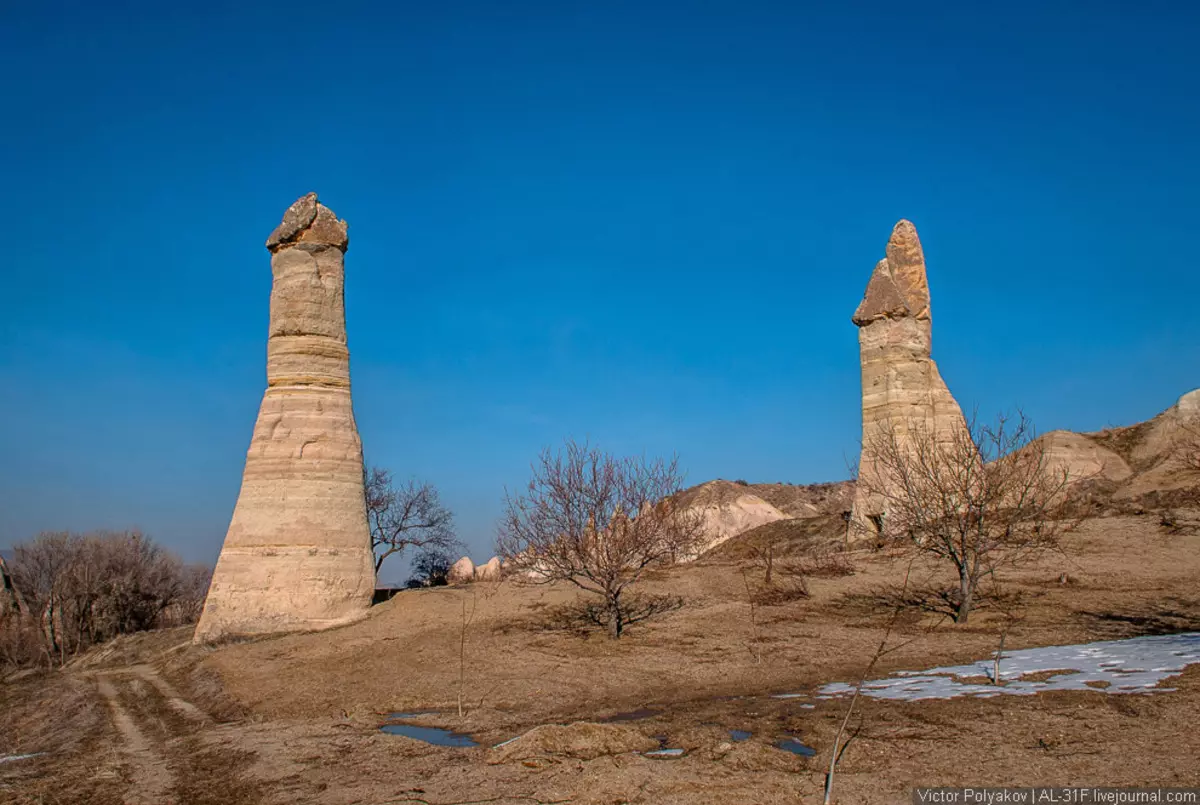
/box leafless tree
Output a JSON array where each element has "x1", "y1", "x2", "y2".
[
  {"x1": 856, "y1": 411, "x2": 1076, "y2": 624},
  {"x1": 497, "y1": 440, "x2": 704, "y2": 638},
  {"x1": 4, "y1": 530, "x2": 210, "y2": 666},
  {"x1": 746, "y1": 531, "x2": 779, "y2": 587},
  {"x1": 406, "y1": 547, "x2": 455, "y2": 588},
  {"x1": 365, "y1": 467, "x2": 459, "y2": 574}
]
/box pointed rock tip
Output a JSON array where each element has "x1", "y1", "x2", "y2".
[
  {"x1": 886, "y1": 219, "x2": 924, "y2": 259},
  {"x1": 884, "y1": 219, "x2": 929, "y2": 320},
  {"x1": 266, "y1": 192, "x2": 349, "y2": 252}
]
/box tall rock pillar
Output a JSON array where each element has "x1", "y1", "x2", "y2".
[
  {"x1": 195, "y1": 193, "x2": 375, "y2": 643},
  {"x1": 849, "y1": 220, "x2": 970, "y2": 538}
]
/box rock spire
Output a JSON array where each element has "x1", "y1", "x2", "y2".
[
  {"x1": 849, "y1": 221, "x2": 970, "y2": 537},
  {"x1": 194, "y1": 193, "x2": 375, "y2": 642}
]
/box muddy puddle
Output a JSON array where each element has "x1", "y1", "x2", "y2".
[{"x1": 379, "y1": 721, "x2": 479, "y2": 747}]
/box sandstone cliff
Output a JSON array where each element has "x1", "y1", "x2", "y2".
[
  {"x1": 849, "y1": 221, "x2": 971, "y2": 538},
  {"x1": 194, "y1": 194, "x2": 375, "y2": 643}
]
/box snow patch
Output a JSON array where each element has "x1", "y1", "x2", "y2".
[{"x1": 817, "y1": 633, "x2": 1200, "y2": 702}]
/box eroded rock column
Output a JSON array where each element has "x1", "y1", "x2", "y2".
[
  {"x1": 194, "y1": 193, "x2": 375, "y2": 642},
  {"x1": 849, "y1": 220, "x2": 971, "y2": 539}
]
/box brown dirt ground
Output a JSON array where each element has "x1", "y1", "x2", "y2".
[{"x1": 3, "y1": 512, "x2": 1199, "y2": 804}]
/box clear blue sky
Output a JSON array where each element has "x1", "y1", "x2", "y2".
[{"x1": 2, "y1": 1, "x2": 1198, "y2": 581}]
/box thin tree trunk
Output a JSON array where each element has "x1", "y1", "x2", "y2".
[
  {"x1": 956, "y1": 568, "x2": 973, "y2": 624},
  {"x1": 607, "y1": 591, "x2": 623, "y2": 639}
]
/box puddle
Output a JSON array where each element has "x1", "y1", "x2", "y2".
[
  {"x1": 729, "y1": 730, "x2": 752, "y2": 742},
  {"x1": 386, "y1": 710, "x2": 439, "y2": 719},
  {"x1": 818, "y1": 632, "x2": 1200, "y2": 702},
  {"x1": 379, "y1": 722, "x2": 479, "y2": 747},
  {"x1": 601, "y1": 707, "x2": 661, "y2": 723},
  {"x1": 775, "y1": 737, "x2": 816, "y2": 757}
]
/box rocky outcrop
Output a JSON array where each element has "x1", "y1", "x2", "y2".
[
  {"x1": 1038, "y1": 430, "x2": 1132, "y2": 486},
  {"x1": 476, "y1": 556, "x2": 503, "y2": 581},
  {"x1": 675, "y1": 481, "x2": 789, "y2": 553},
  {"x1": 849, "y1": 221, "x2": 971, "y2": 538},
  {"x1": 1092, "y1": 388, "x2": 1200, "y2": 500},
  {"x1": 194, "y1": 194, "x2": 375, "y2": 643},
  {"x1": 447, "y1": 556, "x2": 475, "y2": 584}
]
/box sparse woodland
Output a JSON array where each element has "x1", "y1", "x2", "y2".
[{"x1": 0, "y1": 530, "x2": 210, "y2": 669}]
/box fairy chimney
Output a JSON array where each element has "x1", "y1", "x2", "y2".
[
  {"x1": 194, "y1": 193, "x2": 375, "y2": 642},
  {"x1": 849, "y1": 221, "x2": 971, "y2": 538}
]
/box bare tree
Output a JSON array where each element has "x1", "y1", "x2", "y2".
[
  {"x1": 855, "y1": 411, "x2": 1076, "y2": 624},
  {"x1": 365, "y1": 467, "x2": 458, "y2": 574},
  {"x1": 497, "y1": 440, "x2": 704, "y2": 638},
  {"x1": 406, "y1": 547, "x2": 455, "y2": 588},
  {"x1": 5, "y1": 530, "x2": 208, "y2": 666}
]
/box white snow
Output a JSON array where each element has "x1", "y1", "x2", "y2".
[
  {"x1": 816, "y1": 632, "x2": 1200, "y2": 702},
  {"x1": 0, "y1": 753, "x2": 43, "y2": 764}
]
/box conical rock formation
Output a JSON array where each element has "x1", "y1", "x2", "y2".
[
  {"x1": 850, "y1": 221, "x2": 971, "y2": 538},
  {"x1": 194, "y1": 193, "x2": 375, "y2": 643}
]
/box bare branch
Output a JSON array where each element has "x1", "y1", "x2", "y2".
[
  {"x1": 854, "y1": 411, "x2": 1080, "y2": 623},
  {"x1": 366, "y1": 467, "x2": 460, "y2": 573},
  {"x1": 496, "y1": 440, "x2": 703, "y2": 638}
]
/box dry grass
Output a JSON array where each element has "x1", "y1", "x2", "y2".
[{"x1": 2, "y1": 512, "x2": 1198, "y2": 804}]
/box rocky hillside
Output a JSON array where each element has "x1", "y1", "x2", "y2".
[
  {"x1": 675, "y1": 479, "x2": 853, "y2": 553},
  {"x1": 1041, "y1": 389, "x2": 1200, "y2": 509},
  {"x1": 684, "y1": 389, "x2": 1198, "y2": 558}
]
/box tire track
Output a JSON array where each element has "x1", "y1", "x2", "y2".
[{"x1": 94, "y1": 673, "x2": 178, "y2": 805}]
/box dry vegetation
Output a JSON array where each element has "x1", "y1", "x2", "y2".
[
  {"x1": 3, "y1": 509, "x2": 1196, "y2": 804},
  {"x1": 1, "y1": 531, "x2": 209, "y2": 670}
]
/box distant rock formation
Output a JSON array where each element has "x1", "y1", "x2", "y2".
[
  {"x1": 448, "y1": 556, "x2": 475, "y2": 584},
  {"x1": 672, "y1": 480, "x2": 856, "y2": 555},
  {"x1": 1038, "y1": 431, "x2": 1132, "y2": 486},
  {"x1": 849, "y1": 220, "x2": 971, "y2": 538},
  {"x1": 1084, "y1": 388, "x2": 1200, "y2": 502},
  {"x1": 675, "y1": 481, "x2": 789, "y2": 553},
  {"x1": 447, "y1": 555, "x2": 502, "y2": 583},
  {"x1": 476, "y1": 556, "x2": 503, "y2": 581},
  {"x1": 194, "y1": 193, "x2": 375, "y2": 643}
]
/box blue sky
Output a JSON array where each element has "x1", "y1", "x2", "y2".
[{"x1": 2, "y1": 1, "x2": 1197, "y2": 582}]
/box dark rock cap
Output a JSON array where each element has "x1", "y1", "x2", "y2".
[
  {"x1": 266, "y1": 193, "x2": 349, "y2": 252},
  {"x1": 852, "y1": 259, "x2": 909, "y2": 325},
  {"x1": 851, "y1": 220, "x2": 931, "y2": 327}
]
